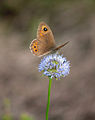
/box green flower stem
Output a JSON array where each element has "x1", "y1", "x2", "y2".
[{"x1": 46, "y1": 77, "x2": 52, "y2": 120}]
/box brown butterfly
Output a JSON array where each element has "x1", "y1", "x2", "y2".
[{"x1": 29, "y1": 22, "x2": 69, "y2": 57}]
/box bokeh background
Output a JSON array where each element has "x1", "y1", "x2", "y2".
[{"x1": 0, "y1": 0, "x2": 95, "y2": 120}]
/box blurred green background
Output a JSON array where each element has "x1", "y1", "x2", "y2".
[{"x1": 0, "y1": 0, "x2": 95, "y2": 120}]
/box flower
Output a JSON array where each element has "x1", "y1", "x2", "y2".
[{"x1": 38, "y1": 53, "x2": 70, "y2": 79}]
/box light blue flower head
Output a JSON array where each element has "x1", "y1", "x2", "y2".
[{"x1": 38, "y1": 53, "x2": 70, "y2": 79}]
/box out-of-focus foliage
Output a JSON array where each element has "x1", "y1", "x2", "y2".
[
  {"x1": 0, "y1": 0, "x2": 95, "y2": 32},
  {"x1": 2, "y1": 114, "x2": 34, "y2": 120},
  {"x1": 2, "y1": 114, "x2": 13, "y2": 120},
  {"x1": 2, "y1": 99, "x2": 34, "y2": 120},
  {"x1": 2, "y1": 99, "x2": 12, "y2": 120},
  {"x1": 0, "y1": 0, "x2": 65, "y2": 31},
  {"x1": 20, "y1": 114, "x2": 34, "y2": 120}
]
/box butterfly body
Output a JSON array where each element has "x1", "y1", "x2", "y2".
[{"x1": 30, "y1": 22, "x2": 69, "y2": 57}]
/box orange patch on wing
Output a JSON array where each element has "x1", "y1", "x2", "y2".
[
  {"x1": 32, "y1": 42, "x2": 38, "y2": 53},
  {"x1": 32, "y1": 44, "x2": 37, "y2": 49},
  {"x1": 32, "y1": 42, "x2": 38, "y2": 48},
  {"x1": 34, "y1": 49, "x2": 38, "y2": 52},
  {"x1": 40, "y1": 32, "x2": 43, "y2": 36},
  {"x1": 35, "y1": 42, "x2": 38, "y2": 45},
  {"x1": 32, "y1": 45, "x2": 37, "y2": 49}
]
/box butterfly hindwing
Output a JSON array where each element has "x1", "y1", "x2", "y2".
[
  {"x1": 29, "y1": 39, "x2": 40, "y2": 56},
  {"x1": 30, "y1": 39, "x2": 51, "y2": 56}
]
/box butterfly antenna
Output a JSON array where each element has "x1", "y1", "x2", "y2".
[{"x1": 54, "y1": 41, "x2": 69, "y2": 51}]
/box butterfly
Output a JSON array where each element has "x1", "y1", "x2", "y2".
[{"x1": 29, "y1": 22, "x2": 69, "y2": 57}]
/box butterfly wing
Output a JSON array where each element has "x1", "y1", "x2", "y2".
[
  {"x1": 30, "y1": 38, "x2": 52, "y2": 56},
  {"x1": 37, "y1": 22, "x2": 56, "y2": 54},
  {"x1": 54, "y1": 41, "x2": 69, "y2": 51},
  {"x1": 30, "y1": 22, "x2": 56, "y2": 56},
  {"x1": 30, "y1": 39, "x2": 39, "y2": 56}
]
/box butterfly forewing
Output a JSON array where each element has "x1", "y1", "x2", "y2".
[{"x1": 37, "y1": 22, "x2": 56, "y2": 52}]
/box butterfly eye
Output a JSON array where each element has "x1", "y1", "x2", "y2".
[{"x1": 43, "y1": 27, "x2": 48, "y2": 31}]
